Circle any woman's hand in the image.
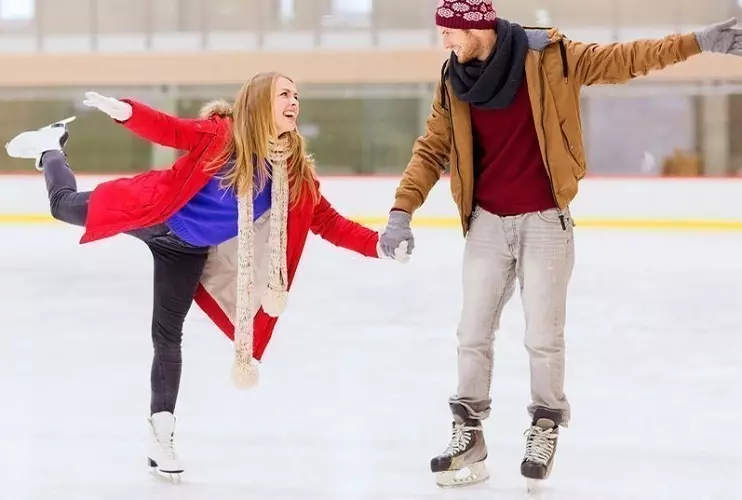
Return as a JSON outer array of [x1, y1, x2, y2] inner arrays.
[[82, 91, 133, 121]]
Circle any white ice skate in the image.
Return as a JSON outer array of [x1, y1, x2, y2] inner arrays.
[[5, 116, 74, 170], [148, 411, 184, 483]]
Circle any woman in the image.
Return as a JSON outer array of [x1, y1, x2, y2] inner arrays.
[[5, 72, 408, 481]]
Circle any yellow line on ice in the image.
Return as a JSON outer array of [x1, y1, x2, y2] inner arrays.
[[3, 214, 742, 231]]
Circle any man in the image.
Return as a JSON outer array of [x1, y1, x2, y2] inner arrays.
[[379, 0, 742, 489]]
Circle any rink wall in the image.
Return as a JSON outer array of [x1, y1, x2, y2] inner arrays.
[[1, 174, 742, 231]]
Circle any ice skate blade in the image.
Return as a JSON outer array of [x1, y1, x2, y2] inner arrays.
[[435, 461, 489, 488], [41, 116, 76, 129], [523, 462, 553, 493], [56, 116, 76, 126], [148, 458, 183, 484], [150, 469, 182, 484], [526, 478, 540, 493]]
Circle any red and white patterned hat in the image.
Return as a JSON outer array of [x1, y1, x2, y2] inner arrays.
[[435, 0, 497, 30]]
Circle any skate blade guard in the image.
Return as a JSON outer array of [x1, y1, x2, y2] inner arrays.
[[435, 461, 489, 488]]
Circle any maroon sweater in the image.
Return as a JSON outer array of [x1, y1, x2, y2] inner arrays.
[[469, 76, 556, 216]]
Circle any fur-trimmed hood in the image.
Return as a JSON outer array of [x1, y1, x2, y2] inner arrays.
[[200, 99, 233, 118]]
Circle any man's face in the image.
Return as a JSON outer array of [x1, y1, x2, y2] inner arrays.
[[440, 27, 482, 63]]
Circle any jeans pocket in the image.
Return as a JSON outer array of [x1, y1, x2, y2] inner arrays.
[[536, 208, 572, 226]]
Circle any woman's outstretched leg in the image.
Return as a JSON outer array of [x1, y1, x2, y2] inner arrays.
[[41, 150, 90, 226], [5, 120, 90, 226]]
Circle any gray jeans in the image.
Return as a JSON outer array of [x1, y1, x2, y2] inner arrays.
[[41, 150, 210, 415], [449, 206, 575, 427]]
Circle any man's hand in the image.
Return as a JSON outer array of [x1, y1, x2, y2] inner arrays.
[[695, 18, 742, 56], [380, 210, 414, 260]]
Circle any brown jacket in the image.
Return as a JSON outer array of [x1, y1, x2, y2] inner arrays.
[[392, 28, 702, 234]]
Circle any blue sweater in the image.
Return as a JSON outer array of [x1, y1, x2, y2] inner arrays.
[[167, 162, 271, 247]]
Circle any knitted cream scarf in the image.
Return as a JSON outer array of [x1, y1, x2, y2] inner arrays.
[[232, 137, 290, 388]]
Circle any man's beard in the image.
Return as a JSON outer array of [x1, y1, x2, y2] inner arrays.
[[457, 40, 482, 63]]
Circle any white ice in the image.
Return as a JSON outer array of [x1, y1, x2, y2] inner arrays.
[[2, 224, 741, 500]]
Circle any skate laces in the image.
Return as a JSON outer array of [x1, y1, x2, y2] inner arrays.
[[443, 423, 478, 457], [523, 425, 557, 465], [154, 430, 179, 460]]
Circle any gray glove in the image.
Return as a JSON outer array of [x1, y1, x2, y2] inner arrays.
[[695, 18, 742, 56], [380, 210, 414, 259]]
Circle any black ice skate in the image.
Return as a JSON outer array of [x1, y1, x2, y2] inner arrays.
[[5, 116, 74, 170], [521, 407, 561, 491], [430, 403, 489, 487]]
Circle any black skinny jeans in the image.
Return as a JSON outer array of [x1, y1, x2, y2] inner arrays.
[[42, 150, 209, 415]]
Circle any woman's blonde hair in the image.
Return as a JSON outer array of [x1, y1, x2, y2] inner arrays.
[[204, 72, 318, 205]]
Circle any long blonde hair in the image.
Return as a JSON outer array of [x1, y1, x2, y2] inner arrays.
[[205, 72, 318, 205]]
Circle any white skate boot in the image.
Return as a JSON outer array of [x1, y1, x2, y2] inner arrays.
[[5, 116, 74, 170], [148, 411, 184, 483]]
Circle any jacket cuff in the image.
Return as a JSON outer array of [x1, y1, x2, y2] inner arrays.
[[679, 32, 702, 58], [391, 196, 417, 215], [114, 98, 143, 128]]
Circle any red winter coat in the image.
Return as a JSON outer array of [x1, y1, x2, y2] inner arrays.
[[81, 100, 381, 360]]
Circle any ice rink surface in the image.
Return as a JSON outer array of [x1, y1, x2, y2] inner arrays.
[[2, 223, 741, 500]]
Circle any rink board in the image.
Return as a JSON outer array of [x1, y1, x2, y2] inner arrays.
[[1, 175, 741, 231]]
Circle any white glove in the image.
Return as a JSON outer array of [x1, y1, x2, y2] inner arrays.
[[82, 91, 133, 121], [377, 239, 410, 264]]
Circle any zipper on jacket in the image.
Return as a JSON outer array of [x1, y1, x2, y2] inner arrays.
[[440, 68, 466, 232], [558, 40, 569, 84], [537, 52, 567, 231]]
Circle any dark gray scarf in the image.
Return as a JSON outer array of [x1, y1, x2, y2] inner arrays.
[[448, 18, 529, 109]]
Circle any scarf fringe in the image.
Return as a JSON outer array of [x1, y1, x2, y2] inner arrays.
[[262, 287, 287, 317], [232, 137, 290, 389], [232, 342, 259, 388]]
